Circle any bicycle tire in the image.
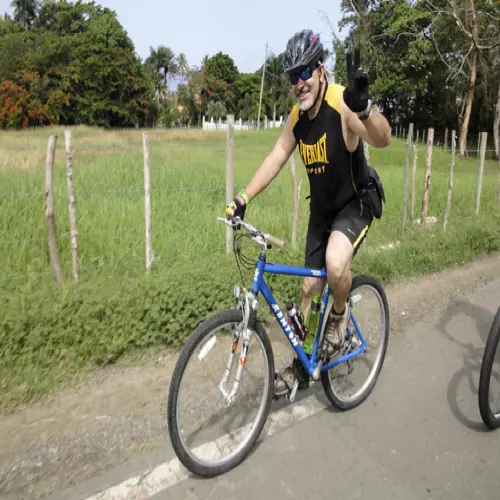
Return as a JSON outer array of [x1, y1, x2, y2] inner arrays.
[[321, 274, 390, 411], [167, 308, 275, 477], [478, 305, 500, 430]]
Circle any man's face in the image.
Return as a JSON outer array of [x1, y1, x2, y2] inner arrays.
[[290, 64, 322, 112]]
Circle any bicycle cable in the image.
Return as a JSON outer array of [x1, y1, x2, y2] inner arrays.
[[233, 232, 258, 289]]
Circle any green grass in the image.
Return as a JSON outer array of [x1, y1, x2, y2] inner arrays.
[[0, 125, 499, 411]]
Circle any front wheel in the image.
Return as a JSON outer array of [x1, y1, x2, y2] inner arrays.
[[478, 306, 500, 430], [167, 308, 275, 477], [321, 274, 390, 411]]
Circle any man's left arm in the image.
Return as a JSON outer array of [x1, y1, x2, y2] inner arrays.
[[340, 47, 391, 152], [341, 99, 391, 152]]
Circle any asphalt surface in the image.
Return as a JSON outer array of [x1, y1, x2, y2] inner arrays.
[[49, 276, 500, 500]]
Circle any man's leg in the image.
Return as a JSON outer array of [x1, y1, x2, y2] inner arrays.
[[323, 197, 372, 347], [325, 230, 354, 315], [301, 219, 329, 318], [301, 277, 326, 320]]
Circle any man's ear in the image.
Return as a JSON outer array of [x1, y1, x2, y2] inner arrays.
[[319, 63, 325, 83]]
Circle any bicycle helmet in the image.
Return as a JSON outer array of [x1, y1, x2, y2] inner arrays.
[[283, 29, 325, 73]]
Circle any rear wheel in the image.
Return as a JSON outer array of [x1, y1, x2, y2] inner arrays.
[[321, 275, 390, 411], [167, 308, 274, 477], [478, 306, 500, 430]]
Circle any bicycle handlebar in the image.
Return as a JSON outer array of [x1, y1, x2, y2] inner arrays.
[[217, 217, 286, 250], [265, 234, 286, 250]]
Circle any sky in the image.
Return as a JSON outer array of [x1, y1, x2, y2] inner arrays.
[[1, 0, 347, 75]]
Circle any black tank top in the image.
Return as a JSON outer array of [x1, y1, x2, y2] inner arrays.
[[291, 81, 369, 222]]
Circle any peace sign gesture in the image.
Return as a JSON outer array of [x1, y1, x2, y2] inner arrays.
[[343, 45, 371, 116]]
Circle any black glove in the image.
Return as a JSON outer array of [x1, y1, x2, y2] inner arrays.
[[343, 46, 371, 115], [225, 194, 247, 223]]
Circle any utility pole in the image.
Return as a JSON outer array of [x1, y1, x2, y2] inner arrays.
[[257, 41, 268, 131]]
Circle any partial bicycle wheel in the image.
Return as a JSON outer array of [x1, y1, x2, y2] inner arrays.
[[478, 305, 500, 430], [321, 274, 390, 411], [167, 308, 274, 477]]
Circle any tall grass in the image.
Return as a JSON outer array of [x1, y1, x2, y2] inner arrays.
[[1, 126, 499, 289], [1, 125, 499, 410]]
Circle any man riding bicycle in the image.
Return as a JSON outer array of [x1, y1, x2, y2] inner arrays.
[[226, 29, 391, 384]]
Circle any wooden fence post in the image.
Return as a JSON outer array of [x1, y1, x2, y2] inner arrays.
[[402, 123, 414, 232], [475, 132, 487, 215], [443, 130, 456, 232], [444, 128, 448, 152], [416, 130, 419, 144], [497, 156, 500, 203], [64, 129, 78, 281], [411, 145, 418, 222], [290, 153, 299, 249], [143, 132, 152, 271], [45, 135, 64, 284], [226, 115, 235, 254], [420, 128, 434, 222]]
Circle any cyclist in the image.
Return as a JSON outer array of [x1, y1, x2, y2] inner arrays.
[[226, 29, 391, 383]]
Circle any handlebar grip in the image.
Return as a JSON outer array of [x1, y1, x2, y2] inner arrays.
[[267, 235, 286, 249]]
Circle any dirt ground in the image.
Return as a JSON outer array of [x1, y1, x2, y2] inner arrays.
[[1, 254, 500, 500]]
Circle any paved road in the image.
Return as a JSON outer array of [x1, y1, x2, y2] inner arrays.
[[50, 277, 500, 500]]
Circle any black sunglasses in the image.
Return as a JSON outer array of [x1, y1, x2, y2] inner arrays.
[[288, 64, 319, 85]]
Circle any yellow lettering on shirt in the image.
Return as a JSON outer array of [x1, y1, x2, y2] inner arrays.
[[299, 133, 328, 168]]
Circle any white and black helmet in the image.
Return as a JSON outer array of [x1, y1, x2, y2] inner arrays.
[[283, 29, 325, 73]]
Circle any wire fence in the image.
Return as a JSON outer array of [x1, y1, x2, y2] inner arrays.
[[1, 123, 499, 288]]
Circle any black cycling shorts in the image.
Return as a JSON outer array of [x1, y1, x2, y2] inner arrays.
[[305, 192, 374, 270]]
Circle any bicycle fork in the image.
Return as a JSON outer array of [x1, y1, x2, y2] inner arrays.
[[218, 289, 257, 405]]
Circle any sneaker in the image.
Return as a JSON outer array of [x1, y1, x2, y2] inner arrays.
[[324, 304, 349, 349]]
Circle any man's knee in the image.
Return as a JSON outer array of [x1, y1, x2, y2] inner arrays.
[[326, 232, 353, 284], [326, 260, 347, 284]]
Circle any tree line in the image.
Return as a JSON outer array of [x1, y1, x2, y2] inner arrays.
[[329, 0, 499, 158], [0, 0, 295, 130], [1, 0, 499, 160]]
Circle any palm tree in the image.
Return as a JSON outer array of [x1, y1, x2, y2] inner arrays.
[[177, 53, 189, 81], [145, 45, 178, 97]]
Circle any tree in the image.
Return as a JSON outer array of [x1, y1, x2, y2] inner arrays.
[[265, 53, 288, 123], [1, 0, 154, 129], [338, 0, 377, 56], [238, 93, 257, 120], [177, 53, 189, 80], [10, 0, 39, 29], [0, 68, 55, 129], [145, 45, 178, 96], [204, 51, 239, 84], [206, 100, 227, 119], [426, 0, 500, 155], [230, 72, 267, 120], [325, 0, 499, 150]]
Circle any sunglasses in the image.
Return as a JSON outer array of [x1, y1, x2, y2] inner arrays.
[[288, 64, 319, 85]]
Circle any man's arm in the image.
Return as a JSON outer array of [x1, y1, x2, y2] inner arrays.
[[240, 113, 297, 202], [341, 98, 391, 153]]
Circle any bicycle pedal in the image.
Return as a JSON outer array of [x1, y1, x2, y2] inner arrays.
[[289, 380, 299, 403]]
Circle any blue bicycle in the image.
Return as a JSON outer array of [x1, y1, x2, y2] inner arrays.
[[167, 217, 390, 477]]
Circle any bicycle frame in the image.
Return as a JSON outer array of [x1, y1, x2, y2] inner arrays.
[[251, 256, 367, 377]]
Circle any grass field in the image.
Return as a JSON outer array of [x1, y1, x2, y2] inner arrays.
[[1, 125, 500, 411]]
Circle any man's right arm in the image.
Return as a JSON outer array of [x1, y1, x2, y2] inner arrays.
[[240, 113, 297, 203]]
